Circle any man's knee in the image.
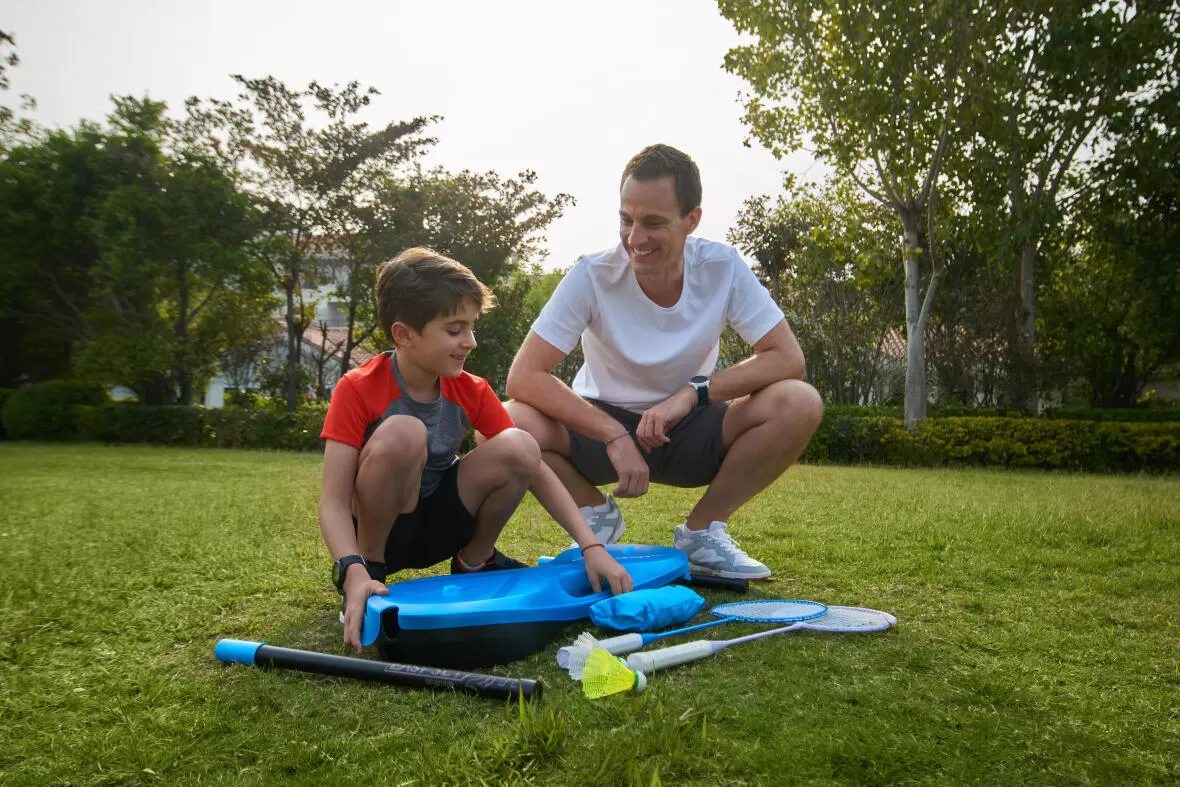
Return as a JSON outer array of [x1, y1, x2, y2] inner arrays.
[[502, 400, 566, 453], [764, 379, 825, 435], [483, 427, 542, 480], [362, 415, 428, 471]]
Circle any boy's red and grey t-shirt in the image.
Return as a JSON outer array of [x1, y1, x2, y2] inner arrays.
[[320, 351, 514, 496]]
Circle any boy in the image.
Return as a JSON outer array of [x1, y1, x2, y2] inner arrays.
[[319, 247, 633, 653]]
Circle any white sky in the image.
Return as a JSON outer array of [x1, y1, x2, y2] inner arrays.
[[5, 0, 821, 270]]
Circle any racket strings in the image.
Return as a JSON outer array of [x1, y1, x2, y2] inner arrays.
[[711, 599, 827, 623], [802, 607, 897, 631]]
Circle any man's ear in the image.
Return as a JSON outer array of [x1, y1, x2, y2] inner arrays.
[[687, 206, 703, 234], [390, 321, 415, 348]]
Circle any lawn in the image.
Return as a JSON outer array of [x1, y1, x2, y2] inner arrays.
[[0, 443, 1177, 785]]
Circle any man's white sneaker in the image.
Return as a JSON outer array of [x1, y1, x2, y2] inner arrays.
[[673, 521, 771, 580], [570, 495, 626, 549]]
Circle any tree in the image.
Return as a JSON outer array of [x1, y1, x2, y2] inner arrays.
[[1039, 74, 1180, 406], [184, 76, 437, 410], [719, 0, 991, 423], [960, 0, 1179, 411], [0, 30, 37, 148], [364, 166, 575, 387], [730, 178, 904, 404], [72, 97, 274, 404]]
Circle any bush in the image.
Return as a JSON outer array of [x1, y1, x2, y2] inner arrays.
[[0, 389, 12, 439], [77, 402, 328, 451], [804, 415, 1180, 473], [1, 381, 108, 440]]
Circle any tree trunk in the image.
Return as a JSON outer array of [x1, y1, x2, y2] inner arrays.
[[175, 264, 192, 405], [901, 211, 927, 425], [1015, 242, 1038, 414], [284, 274, 300, 413]]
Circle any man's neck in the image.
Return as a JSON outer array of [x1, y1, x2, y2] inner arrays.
[[635, 259, 685, 308]]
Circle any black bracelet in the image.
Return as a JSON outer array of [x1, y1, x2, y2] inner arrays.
[[581, 542, 606, 556]]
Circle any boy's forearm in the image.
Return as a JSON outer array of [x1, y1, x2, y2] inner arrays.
[[319, 500, 361, 561], [529, 463, 599, 548]]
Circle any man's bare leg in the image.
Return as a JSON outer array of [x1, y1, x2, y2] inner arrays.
[[685, 379, 823, 530]]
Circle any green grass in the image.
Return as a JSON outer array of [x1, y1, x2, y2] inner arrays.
[[1, 443, 1177, 786]]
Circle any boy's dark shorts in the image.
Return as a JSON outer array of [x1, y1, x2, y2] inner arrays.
[[353, 461, 476, 574], [568, 399, 729, 488]]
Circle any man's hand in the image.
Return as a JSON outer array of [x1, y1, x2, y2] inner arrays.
[[606, 436, 649, 497], [341, 564, 388, 654], [583, 547, 634, 595], [635, 388, 695, 452]]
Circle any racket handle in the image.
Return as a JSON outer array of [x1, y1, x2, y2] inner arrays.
[[593, 632, 646, 655], [626, 640, 717, 673]]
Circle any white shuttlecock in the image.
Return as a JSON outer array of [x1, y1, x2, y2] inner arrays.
[[555, 632, 602, 680]]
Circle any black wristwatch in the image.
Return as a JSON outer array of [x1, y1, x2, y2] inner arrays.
[[332, 555, 367, 591], [689, 375, 710, 407]]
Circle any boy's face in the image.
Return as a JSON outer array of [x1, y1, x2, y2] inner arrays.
[[395, 298, 480, 378]]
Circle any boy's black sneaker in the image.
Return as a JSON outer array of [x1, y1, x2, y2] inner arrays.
[[449, 549, 529, 574]]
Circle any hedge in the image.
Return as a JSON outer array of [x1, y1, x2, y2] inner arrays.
[[76, 403, 328, 451], [804, 416, 1180, 473], [5, 391, 1178, 473], [1, 381, 109, 440]]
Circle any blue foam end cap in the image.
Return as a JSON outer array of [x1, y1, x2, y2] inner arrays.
[[214, 639, 264, 665]]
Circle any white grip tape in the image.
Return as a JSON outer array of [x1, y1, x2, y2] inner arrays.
[[595, 633, 645, 655], [626, 641, 715, 673]]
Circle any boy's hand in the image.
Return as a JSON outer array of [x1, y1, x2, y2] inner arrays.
[[341, 565, 388, 653], [583, 548, 634, 596]]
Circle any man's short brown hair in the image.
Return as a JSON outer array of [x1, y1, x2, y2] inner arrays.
[[375, 248, 493, 343], [620, 144, 702, 217]]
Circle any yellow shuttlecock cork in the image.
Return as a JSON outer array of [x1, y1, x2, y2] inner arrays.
[[581, 648, 647, 699]]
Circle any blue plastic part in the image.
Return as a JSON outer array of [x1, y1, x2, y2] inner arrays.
[[360, 544, 690, 646], [214, 638, 265, 665]]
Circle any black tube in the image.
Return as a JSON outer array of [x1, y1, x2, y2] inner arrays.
[[254, 645, 541, 702], [680, 573, 749, 593]]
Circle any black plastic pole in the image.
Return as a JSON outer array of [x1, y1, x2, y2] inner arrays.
[[216, 640, 541, 702], [680, 573, 749, 593]]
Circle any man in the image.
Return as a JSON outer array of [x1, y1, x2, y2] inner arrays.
[[505, 144, 823, 580]]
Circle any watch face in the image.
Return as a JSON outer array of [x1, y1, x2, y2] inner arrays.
[[690, 376, 708, 386]]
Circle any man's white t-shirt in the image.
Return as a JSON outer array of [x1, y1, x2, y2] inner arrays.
[[531, 236, 785, 413]]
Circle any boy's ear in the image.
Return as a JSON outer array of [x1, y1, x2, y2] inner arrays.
[[390, 321, 415, 348]]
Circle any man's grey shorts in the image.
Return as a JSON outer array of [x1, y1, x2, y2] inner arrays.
[[567, 399, 729, 488]]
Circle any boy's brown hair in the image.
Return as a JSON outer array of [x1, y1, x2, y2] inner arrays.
[[375, 248, 494, 344]]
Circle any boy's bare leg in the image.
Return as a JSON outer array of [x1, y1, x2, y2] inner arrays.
[[504, 401, 606, 508], [454, 427, 542, 565], [686, 379, 823, 529], [353, 415, 427, 563]]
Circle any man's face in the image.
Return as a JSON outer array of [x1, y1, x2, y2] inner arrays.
[[398, 298, 480, 379], [619, 175, 701, 275]]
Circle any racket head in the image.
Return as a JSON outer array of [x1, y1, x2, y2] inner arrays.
[[710, 599, 828, 624], [798, 606, 896, 632]]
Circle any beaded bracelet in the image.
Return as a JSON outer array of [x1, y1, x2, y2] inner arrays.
[[580, 543, 605, 556]]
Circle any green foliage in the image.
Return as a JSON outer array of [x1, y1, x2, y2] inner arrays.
[[1, 381, 108, 440], [806, 415, 1180, 472], [730, 178, 905, 404], [77, 403, 328, 450]]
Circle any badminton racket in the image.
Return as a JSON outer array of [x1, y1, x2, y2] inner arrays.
[[557, 600, 826, 678], [625, 606, 896, 674]]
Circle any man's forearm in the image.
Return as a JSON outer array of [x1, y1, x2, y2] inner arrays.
[[507, 370, 627, 443], [705, 349, 803, 403]]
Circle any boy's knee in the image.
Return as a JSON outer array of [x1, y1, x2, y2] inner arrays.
[[487, 427, 542, 478], [363, 416, 428, 469]]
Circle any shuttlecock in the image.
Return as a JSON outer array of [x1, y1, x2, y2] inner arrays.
[[555, 632, 602, 680], [581, 648, 647, 699]]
